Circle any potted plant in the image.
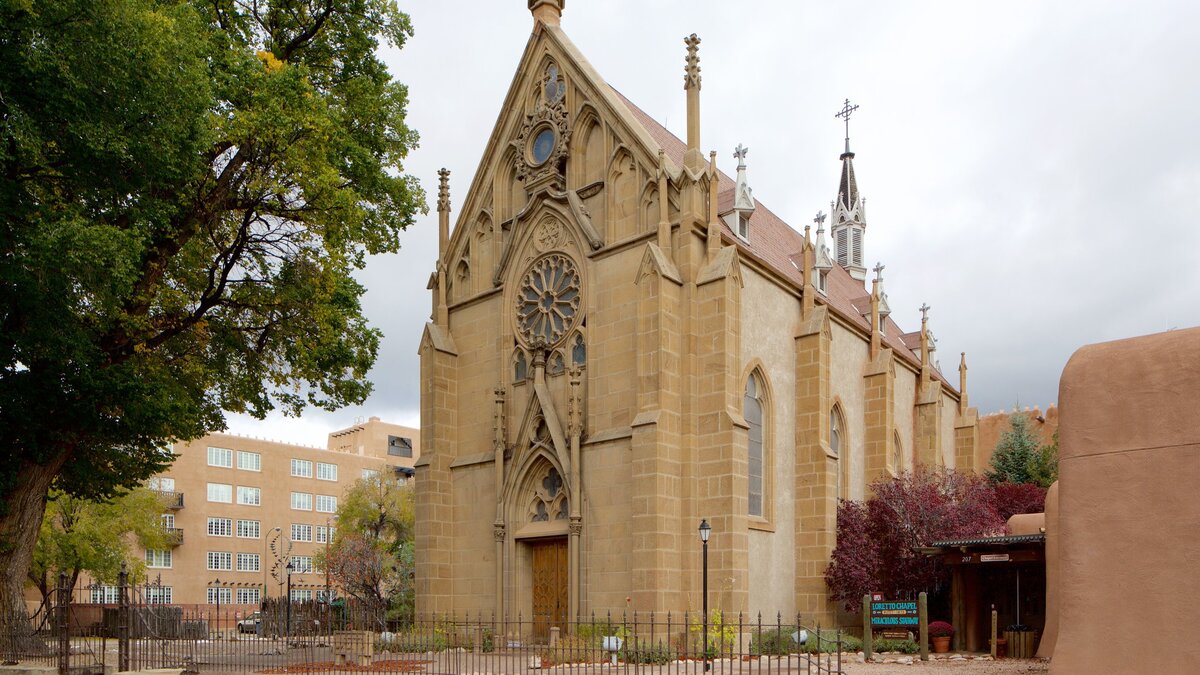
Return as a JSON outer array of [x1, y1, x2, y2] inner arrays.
[[928, 621, 954, 653]]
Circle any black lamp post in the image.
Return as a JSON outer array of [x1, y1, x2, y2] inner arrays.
[[699, 519, 711, 671], [285, 561, 294, 647], [212, 578, 222, 637]]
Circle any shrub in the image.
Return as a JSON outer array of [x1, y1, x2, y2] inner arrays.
[[621, 639, 676, 664], [928, 621, 954, 638], [873, 637, 919, 653], [376, 627, 447, 653], [537, 635, 601, 666], [798, 629, 860, 654], [749, 627, 798, 656], [687, 610, 737, 656]]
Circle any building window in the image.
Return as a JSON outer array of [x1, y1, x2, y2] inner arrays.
[[207, 447, 233, 468], [290, 589, 313, 602], [207, 551, 232, 571], [316, 526, 329, 544], [738, 213, 750, 240], [289, 556, 312, 573], [290, 524, 313, 542], [236, 486, 261, 506], [831, 405, 845, 500], [236, 588, 260, 605], [144, 587, 172, 604], [892, 431, 904, 475], [290, 459, 313, 478], [290, 492, 312, 511], [90, 585, 119, 604], [146, 549, 172, 569], [206, 587, 232, 604], [207, 483, 232, 503], [316, 462, 337, 481], [207, 517, 232, 537], [160, 513, 175, 529], [147, 477, 175, 492], [745, 371, 766, 518], [315, 495, 337, 513], [387, 436, 413, 458], [237, 519, 260, 539], [236, 553, 260, 572], [362, 469, 380, 481], [237, 451, 261, 472]]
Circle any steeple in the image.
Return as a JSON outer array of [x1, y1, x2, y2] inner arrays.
[[831, 99, 867, 281]]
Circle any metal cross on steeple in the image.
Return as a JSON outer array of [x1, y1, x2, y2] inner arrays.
[[873, 262, 885, 281], [814, 211, 826, 228], [835, 98, 859, 154], [920, 302, 931, 322]]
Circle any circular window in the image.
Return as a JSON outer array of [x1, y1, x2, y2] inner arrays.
[[516, 253, 581, 347], [530, 127, 556, 165]]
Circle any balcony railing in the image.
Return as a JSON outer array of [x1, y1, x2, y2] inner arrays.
[[155, 490, 184, 509], [162, 527, 183, 545]]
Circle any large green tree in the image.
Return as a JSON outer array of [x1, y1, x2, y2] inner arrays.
[[29, 488, 170, 609], [0, 0, 423, 623], [319, 473, 413, 625]]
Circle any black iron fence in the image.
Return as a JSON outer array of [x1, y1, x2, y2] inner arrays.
[[3, 569, 849, 673]]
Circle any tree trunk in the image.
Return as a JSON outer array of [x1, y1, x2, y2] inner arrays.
[[0, 457, 66, 658]]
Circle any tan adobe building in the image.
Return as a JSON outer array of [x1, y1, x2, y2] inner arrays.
[[416, 0, 980, 629], [89, 417, 419, 608]]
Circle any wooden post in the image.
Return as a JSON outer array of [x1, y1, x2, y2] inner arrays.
[[990, 606, 998, 658], [861, 595, 873, 661], [918, 592, 929, 661]]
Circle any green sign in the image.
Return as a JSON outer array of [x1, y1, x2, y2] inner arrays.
[[870, 600, 919, 628]]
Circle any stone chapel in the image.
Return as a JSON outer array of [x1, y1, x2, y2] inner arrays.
[[416, 0, 981, 629]]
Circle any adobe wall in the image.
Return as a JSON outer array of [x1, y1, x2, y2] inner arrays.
[[1051, 327, 1200, 673], [977, 406, 1057, 470]]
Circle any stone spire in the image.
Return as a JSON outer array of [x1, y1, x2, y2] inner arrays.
[[873, 262, 891, 327], [732, 145, 755, 213], [706, 150, 720, 258], [958, 352, 969, 413], [528, 0, 563, 26], [831, 99, 867, 281], [812, 211, 833, 293], [437, 168, 451, 259], [683, 34, 705, 172], [435, 168, 451, 326]]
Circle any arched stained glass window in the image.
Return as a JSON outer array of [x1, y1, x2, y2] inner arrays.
[[831, 405, 845, 501], [745, 373, 765, 518]]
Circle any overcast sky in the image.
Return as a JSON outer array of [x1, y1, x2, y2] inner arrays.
[[228, 0, 1200, 446]]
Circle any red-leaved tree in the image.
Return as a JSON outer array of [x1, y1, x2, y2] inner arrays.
[[990, 481, 1047, 522], [826, 467, 1006, 611]]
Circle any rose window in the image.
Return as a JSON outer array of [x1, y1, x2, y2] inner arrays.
[[516, 253, 581, 347]]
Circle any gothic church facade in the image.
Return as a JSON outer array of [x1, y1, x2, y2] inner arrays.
[[416, 0, 980, 627]]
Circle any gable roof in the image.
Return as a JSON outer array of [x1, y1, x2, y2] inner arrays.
[[611, 89, 956, 391]]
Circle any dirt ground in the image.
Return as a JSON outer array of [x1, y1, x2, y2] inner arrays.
[[841, 655, 1050, 674]]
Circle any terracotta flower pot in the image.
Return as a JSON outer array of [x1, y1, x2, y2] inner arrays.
[[931, 636, 952, 653]]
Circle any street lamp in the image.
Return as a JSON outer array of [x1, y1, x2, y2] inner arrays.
[[285, 561, 294, 647], [699, 519, 711, 671], [211, 578, 222, 638]]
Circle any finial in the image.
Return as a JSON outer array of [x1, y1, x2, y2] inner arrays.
[[529, 0, 564, 26], [872, 262, 885, 282], [437, 168, 451, 213], [834, 98, 859, 156], [684, 34, 702, 89], [920, 302, 930, 322], [814, 211, 827, 230], [734, 144, 748, 167]]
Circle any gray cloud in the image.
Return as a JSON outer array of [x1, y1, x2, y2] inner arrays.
[[231, 0, 1200, 442]]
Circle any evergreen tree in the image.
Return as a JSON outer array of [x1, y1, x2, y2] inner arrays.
[[1028, 431, 1059, 488], [986, 414, 1043, 484]]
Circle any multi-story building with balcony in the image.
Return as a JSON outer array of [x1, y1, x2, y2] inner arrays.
[[115, 416, 418, 607]]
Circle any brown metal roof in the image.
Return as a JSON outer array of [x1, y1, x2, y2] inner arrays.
[[610, 88, 955, 390]]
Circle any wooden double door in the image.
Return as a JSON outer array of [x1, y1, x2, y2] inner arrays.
[[530, 537, 568, 639]]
